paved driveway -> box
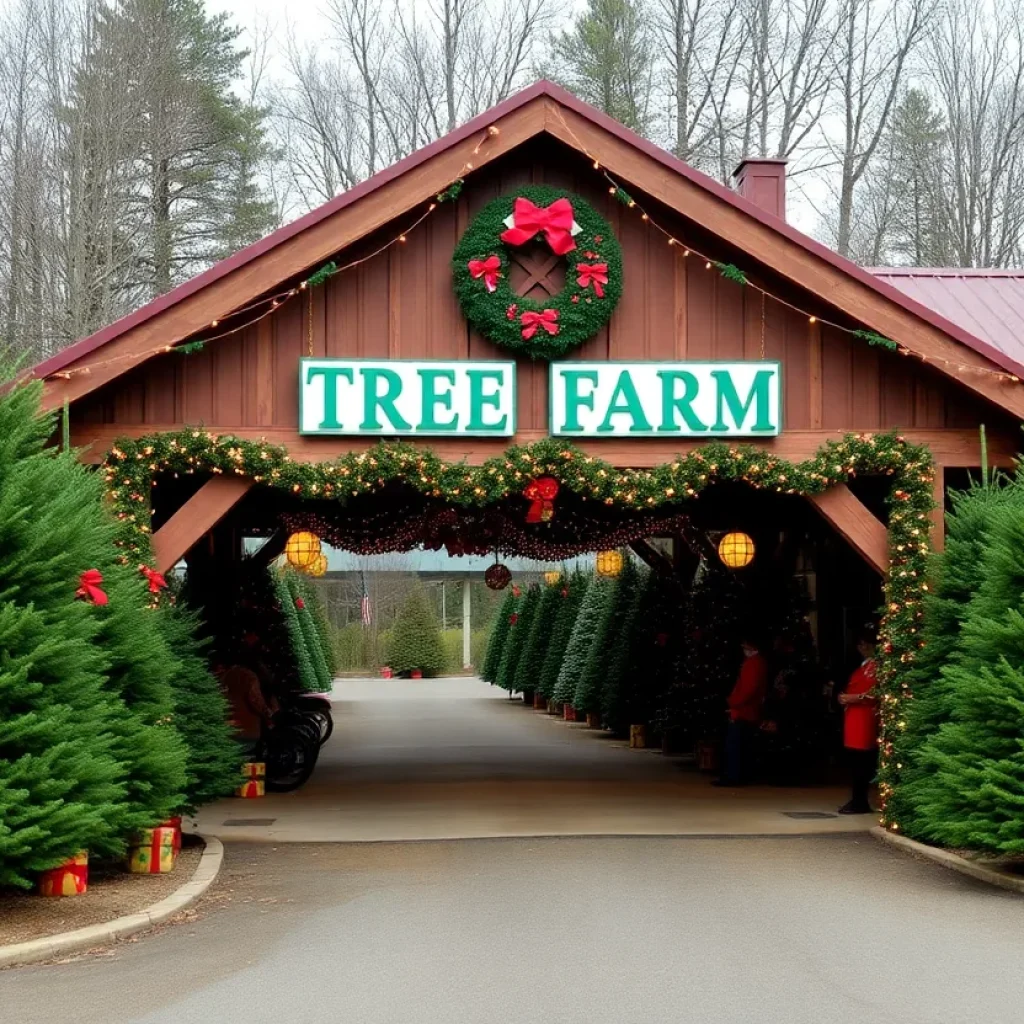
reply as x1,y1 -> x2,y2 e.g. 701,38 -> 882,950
3,836 -> 1023,1024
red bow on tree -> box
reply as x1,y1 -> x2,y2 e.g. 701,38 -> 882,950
523,476 -> 560,523
500,197 -> 577,255
76,569 -> 108,606
295,598 -> 306,610
140,565 -> 168,594
520,309 -> 559,339
512,585 -> 522,598
509,613 -> 519,625
468,255 -> 502,292
576,262 -> 608,297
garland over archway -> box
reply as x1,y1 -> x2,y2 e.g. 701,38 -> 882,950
104,430 -> 934,829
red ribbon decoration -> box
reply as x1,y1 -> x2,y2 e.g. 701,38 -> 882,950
468,255 -> 502,292
520,309 -> 559,339
140,565 -> 168,594
500,197 -> 577,255
295,598 -> 306,610
576,262 -> 608,297
76,569 -> 108,606
523,476 -> 560,523
509,613 -> 519,625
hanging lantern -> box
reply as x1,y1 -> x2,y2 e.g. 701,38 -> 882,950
306,553 -> 328,577
285,531 -> 321,568
718,531 -> 755,569
543,570 -> 562,586
485,562 -> 512,590
596,550 -> 624,577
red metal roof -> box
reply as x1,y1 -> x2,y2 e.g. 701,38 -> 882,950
870,268 -> 1024,368
29,79 -> 1024,388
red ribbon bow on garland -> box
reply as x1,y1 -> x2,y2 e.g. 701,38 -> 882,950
520,309 -> 559,339
576,262 -> 608,297
467,255 -> 502,292
76,569 -> 108,606
523,476 -> 560,523
140,565 -> 168,594
500,197 -> 577,255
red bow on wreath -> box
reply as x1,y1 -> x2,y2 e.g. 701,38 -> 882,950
468,255 -> 502,292
500,197 -> 577,255
520,309 -> 559,339
76,569 -> 108,606
140,565 -> 168,594
576,262 -> 608,298
523,476 -> 559,523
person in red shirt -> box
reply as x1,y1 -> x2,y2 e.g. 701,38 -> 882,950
714,636 -> 769,786
837,627 -> 879,814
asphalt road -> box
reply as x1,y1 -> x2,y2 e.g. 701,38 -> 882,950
3,835 -> 1023,1024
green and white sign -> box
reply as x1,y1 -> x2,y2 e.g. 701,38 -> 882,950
300,359 -> 516,436
549,361 -> 781,437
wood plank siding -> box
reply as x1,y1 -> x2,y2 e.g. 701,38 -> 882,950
70,142 -> 1014,466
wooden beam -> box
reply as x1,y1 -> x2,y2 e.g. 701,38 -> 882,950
545,102 -> 1024,420
250,529 -> 287,567
71,424 -> 1019,469
930,467 -> 946,554
628,539 -> 676,576
150,477 -> 254,574
40,101 -> 546,412
808,485 -> 888,575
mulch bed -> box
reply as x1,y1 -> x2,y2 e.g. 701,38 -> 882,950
0,836 -> 202,947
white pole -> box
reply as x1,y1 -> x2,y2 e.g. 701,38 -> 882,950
441,581 -> 446,629
462,579 -> 472,668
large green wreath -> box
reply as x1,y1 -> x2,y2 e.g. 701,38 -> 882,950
451,185 -> 623,359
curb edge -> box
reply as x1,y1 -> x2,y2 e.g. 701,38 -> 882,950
0,836 -> 224,969
871,826 -> 1024,894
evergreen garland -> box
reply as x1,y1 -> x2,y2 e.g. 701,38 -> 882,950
538,571 -> 588,700
481,589 -> 517,682
513,580 -> 561,695
450,185 -> 623,359
105,428 -> 934,827
496,584 -> 541,690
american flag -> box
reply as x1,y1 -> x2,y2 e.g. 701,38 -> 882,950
360,576 -> 372,626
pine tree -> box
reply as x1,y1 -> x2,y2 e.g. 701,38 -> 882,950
297,576 -> 338,677
555,573 -> 612,706
496,584 -> 541,691
389,585 -> 446,677
286,572 -> 332,691
158,603 -> 242,812
573,567 -> 626,715
514,580 -> 561,696
898,495 -> 1024,853
601,562 -> 649,732
0,385 -> 131,886
274,570 -> 319,691
481,588 -> 517,682
539,571 -> 588,700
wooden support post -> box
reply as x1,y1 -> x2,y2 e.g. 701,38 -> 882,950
930,467 -> 945,554
629,538 -> 676,576
150,476 -> 254,574
251,529 -> 287,568
808,484 -> 888,576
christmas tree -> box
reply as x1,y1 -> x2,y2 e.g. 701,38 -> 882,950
513,578 -> 561,696
157,602 -> 243,812
274,569 -> 320,690
496,584 -> 541,691
388,584 -> 447,677
601,562 -> 650,733
538,571 -> 588,700
286,571 -> 332,691
295,574 -> 338,677
574,558 -> 639,717
555,573 -> 613,707
898,495 -> 1024,853
481,588 -> 517,682
0,383 -> 131,886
